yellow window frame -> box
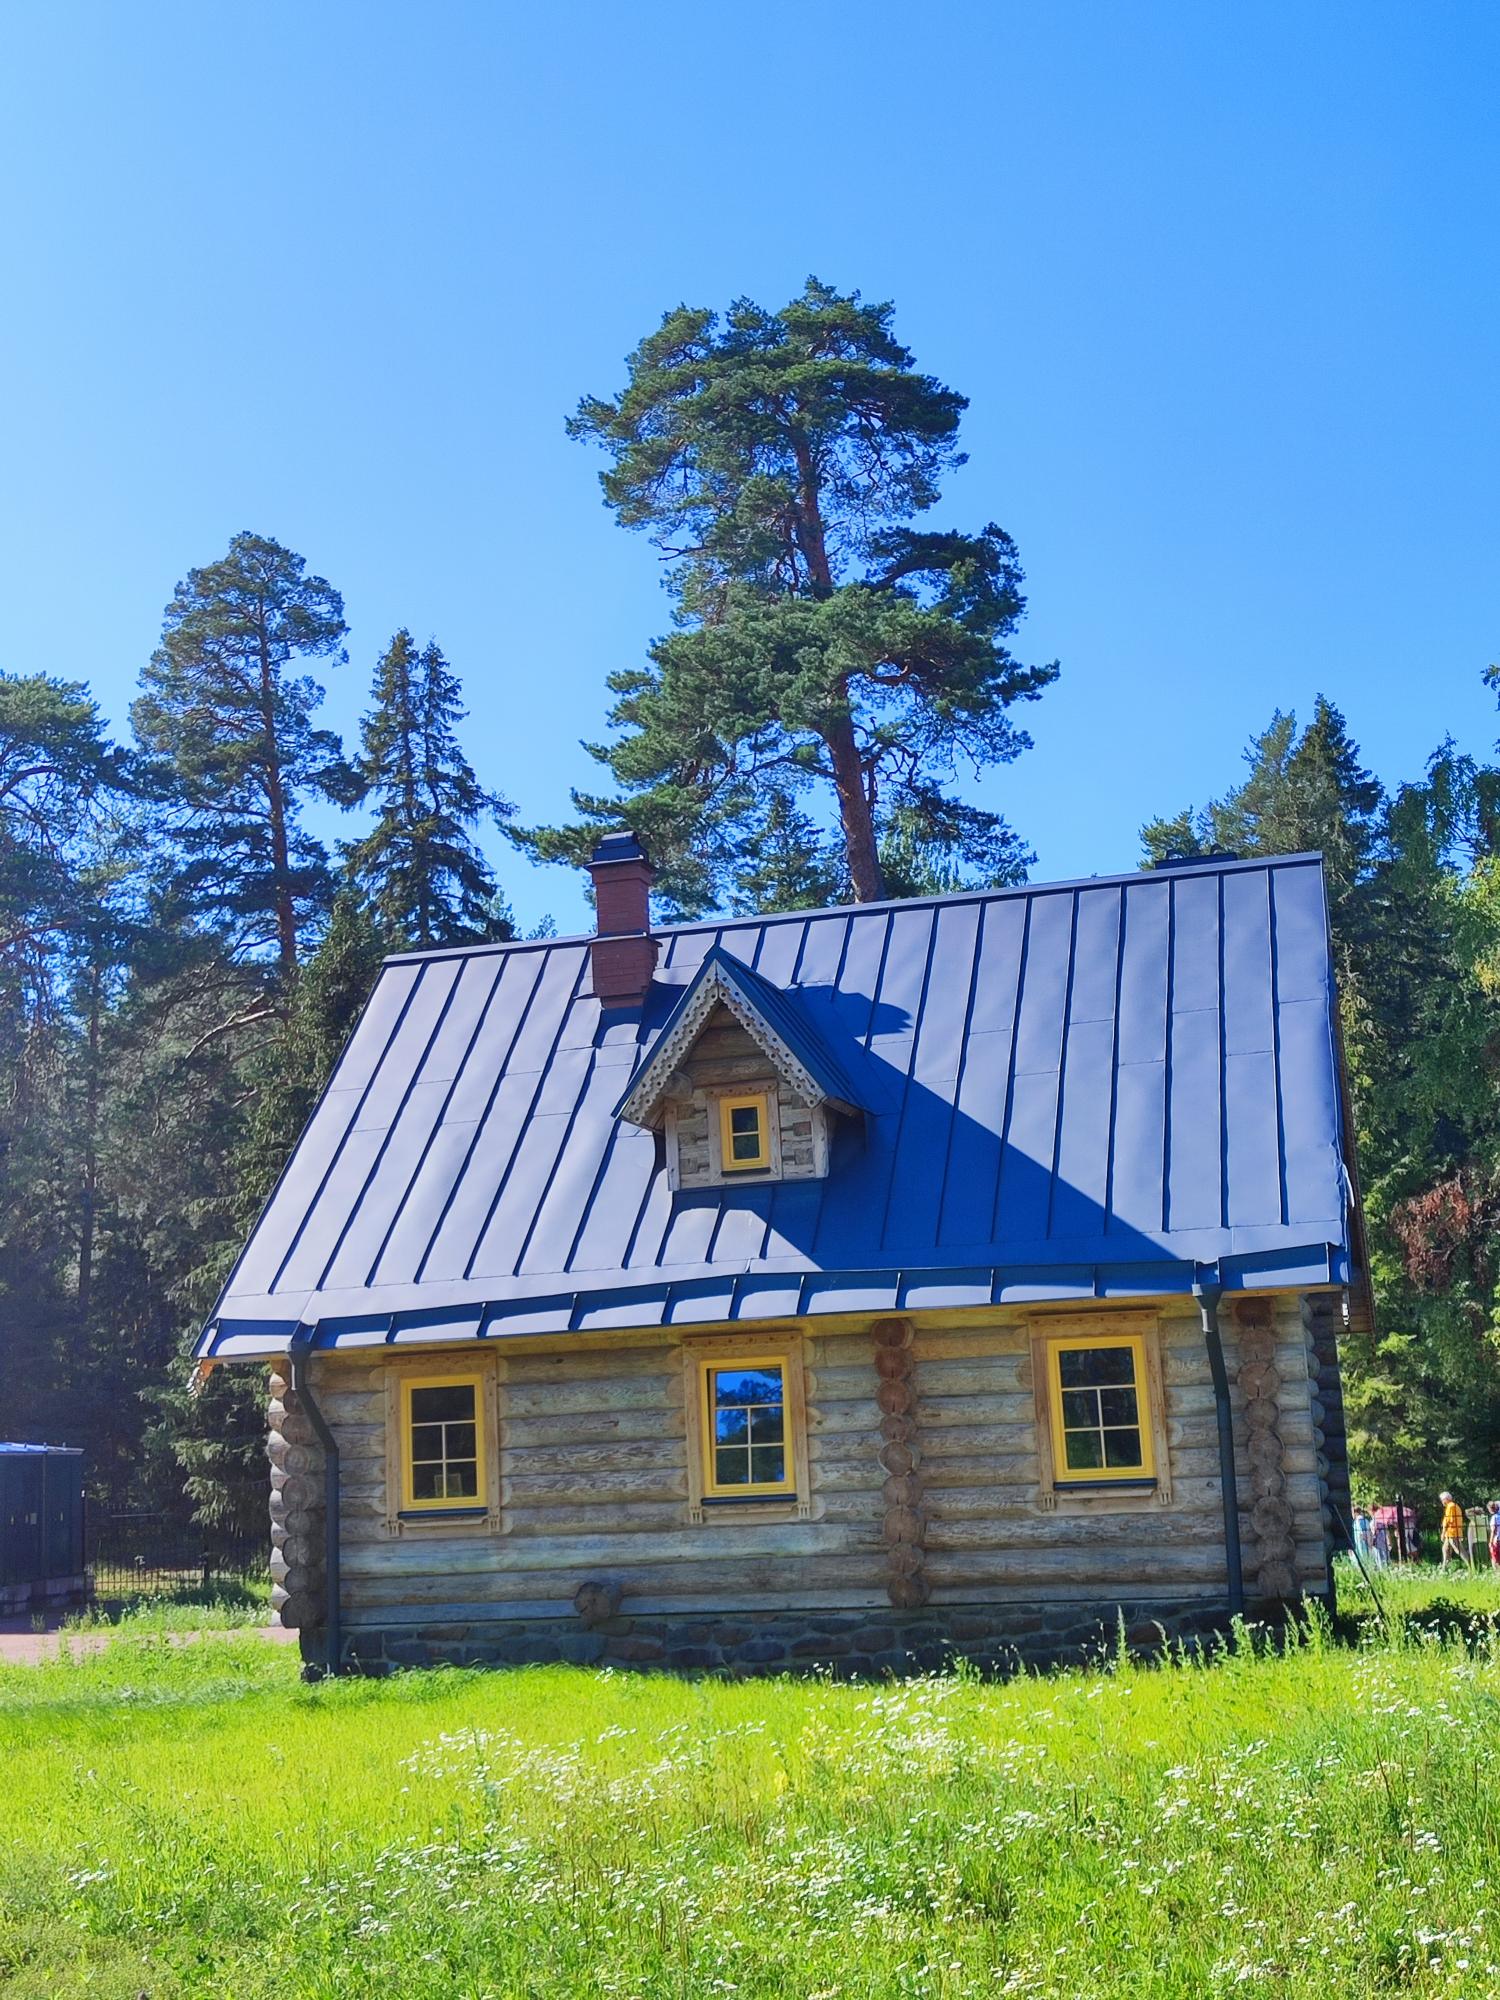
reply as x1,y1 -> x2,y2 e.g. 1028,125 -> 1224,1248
718,1091 -> 771,1172
1046,1331 -> 1155,1483
698,1353 -> 796,1498
399,1371 -> 488,1513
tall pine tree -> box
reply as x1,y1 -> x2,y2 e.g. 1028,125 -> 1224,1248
131,532 -> 354,982
521,279 -> 1057,914
344,630 -> 513,948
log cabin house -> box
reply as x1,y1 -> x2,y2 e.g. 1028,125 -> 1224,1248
196,837 -> 1365,1676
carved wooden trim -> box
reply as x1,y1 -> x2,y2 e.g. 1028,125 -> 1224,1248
618,967 -> 828,1129
1027,1311 -> 1172,1511
680,1331 -> 810,1525
380,1349 -> 504,1538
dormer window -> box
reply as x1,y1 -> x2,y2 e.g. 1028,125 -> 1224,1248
612,944 -> 866,1193
719,1092 -> 771,1172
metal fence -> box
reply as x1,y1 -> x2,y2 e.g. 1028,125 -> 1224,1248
86,1509 -> 268,1602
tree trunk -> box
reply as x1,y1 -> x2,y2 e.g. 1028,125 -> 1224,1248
789,427 -> 883,899
77,960 -> 101,1317
258,621 -> 299,981
826,712 -> 885,902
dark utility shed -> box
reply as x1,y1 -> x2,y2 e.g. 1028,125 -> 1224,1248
0,1444 -> 86,1615
198,844 -> 1363,1676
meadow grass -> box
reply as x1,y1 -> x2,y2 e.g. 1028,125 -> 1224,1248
4,1591 -> 1500,1998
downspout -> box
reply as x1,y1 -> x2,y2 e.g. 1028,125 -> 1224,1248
1194,1280 -> 1245,1618
288,1335 -> 342,1676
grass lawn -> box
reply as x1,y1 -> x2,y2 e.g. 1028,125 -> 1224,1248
4,1573 -> 1500,1998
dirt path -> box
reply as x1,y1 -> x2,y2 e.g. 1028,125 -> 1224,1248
0,1617 -> 298,1664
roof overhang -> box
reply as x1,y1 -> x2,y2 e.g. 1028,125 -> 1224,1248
198,1243 -> 1353,1360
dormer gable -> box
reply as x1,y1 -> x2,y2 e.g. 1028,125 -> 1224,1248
614,947 -> 864,1190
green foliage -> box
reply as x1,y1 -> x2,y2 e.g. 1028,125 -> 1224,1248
520,279 -> 1057,914
1145,698 -> 1500,1502
131,531 -> 354,978
2,536 -> 515,1534
7,1637 -> 1500,1995
344,630 -> 513,948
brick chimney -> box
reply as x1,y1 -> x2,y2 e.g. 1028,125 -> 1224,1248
588,831 -> 658,1008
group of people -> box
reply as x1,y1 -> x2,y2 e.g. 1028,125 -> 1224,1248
1351,1491 -> 1500,1569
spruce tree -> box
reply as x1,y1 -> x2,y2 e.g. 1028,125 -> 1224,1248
131,532 -> 353,981
520,279 -> 1057,914
344,631 -> 513,948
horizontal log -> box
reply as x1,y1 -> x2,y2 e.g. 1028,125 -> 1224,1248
917,1424 -> 1035,1460
502,1408 -> 680,1450
506,1464 -> 688,1505
915,1391 -> 1036,1430
502,1377 -> 682,1418
908,1358 -> 1028,1397
925,1509 -> 1227,1552
923,1546 -> 1231,1588
503,1346 -> 678,1385
343,1584 -> 895,1627
341,1518 -> 881,1577
907,1330 -> 1026,1362
506,1501 -> 686,1536
343,1552 -> 891,1609
920,1453 -> 1037,1488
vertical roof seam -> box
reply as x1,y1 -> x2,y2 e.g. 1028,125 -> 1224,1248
932,898 -> 988,1248
989,894 -> 1034,1242
314,961 -> 468,1293
1101,883 -> 1129,1237
1162,879 -> 1177,1234
1217,870 -> 1230,1232
1044,891 -> 1084,1236
412,948 -> 553,1284
461,949 -> 592,1280
266,960 -> 425,1297
1268,869 -> 1290,1228
362,955 -> 507,1288
876,903 -> 944,1248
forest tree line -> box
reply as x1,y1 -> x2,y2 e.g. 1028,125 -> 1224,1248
3,280 -> 1497,1530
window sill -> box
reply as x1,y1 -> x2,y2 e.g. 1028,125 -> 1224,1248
690,1495 -> 809,1524
1054,1477 -> 1157,1493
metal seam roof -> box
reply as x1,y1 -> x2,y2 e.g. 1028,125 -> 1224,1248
199,853 -> 1360,1358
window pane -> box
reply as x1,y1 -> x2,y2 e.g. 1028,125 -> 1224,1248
750,1445 -> 786,1486
1097,1388 -> 1138,1428
715,1446 -> 752,1487
1057,1346 -> 1136,1389
409,1424 -> 445,1462
714,1407 -> 750,1446
1064,1430 -> 1104,1470
730,1132 -> 762,1162
411,1461 -> 445,1499
441,1462 -> 479,1498
1060,1389 -> 1098,1430
411,1384 -> 475,1424
1103,1428 -> 1144,1469
730,1105 -> 760,1135
713,1367 -> 783,1408
444,1423 -> 477,1460
749,1405 -> 784,1442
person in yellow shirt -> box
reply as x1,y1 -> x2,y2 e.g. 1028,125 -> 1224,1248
1439,1490 -> 1468,1568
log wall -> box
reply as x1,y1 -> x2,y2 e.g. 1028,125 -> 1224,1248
288,1290 -> 1340,1668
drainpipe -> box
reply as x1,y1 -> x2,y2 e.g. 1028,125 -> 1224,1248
288,1335 -> 342,1676
1194,1280 -> 1245,1617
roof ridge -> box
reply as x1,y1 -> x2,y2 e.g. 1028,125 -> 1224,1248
381,851 -> 1330,968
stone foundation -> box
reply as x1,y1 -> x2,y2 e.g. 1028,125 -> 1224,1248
330,1595 -> 1307,1679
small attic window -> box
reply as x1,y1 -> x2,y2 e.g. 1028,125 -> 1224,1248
719,1092 -> 771,1172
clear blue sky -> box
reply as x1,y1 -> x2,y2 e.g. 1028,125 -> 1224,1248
2,2 -> 1497,934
